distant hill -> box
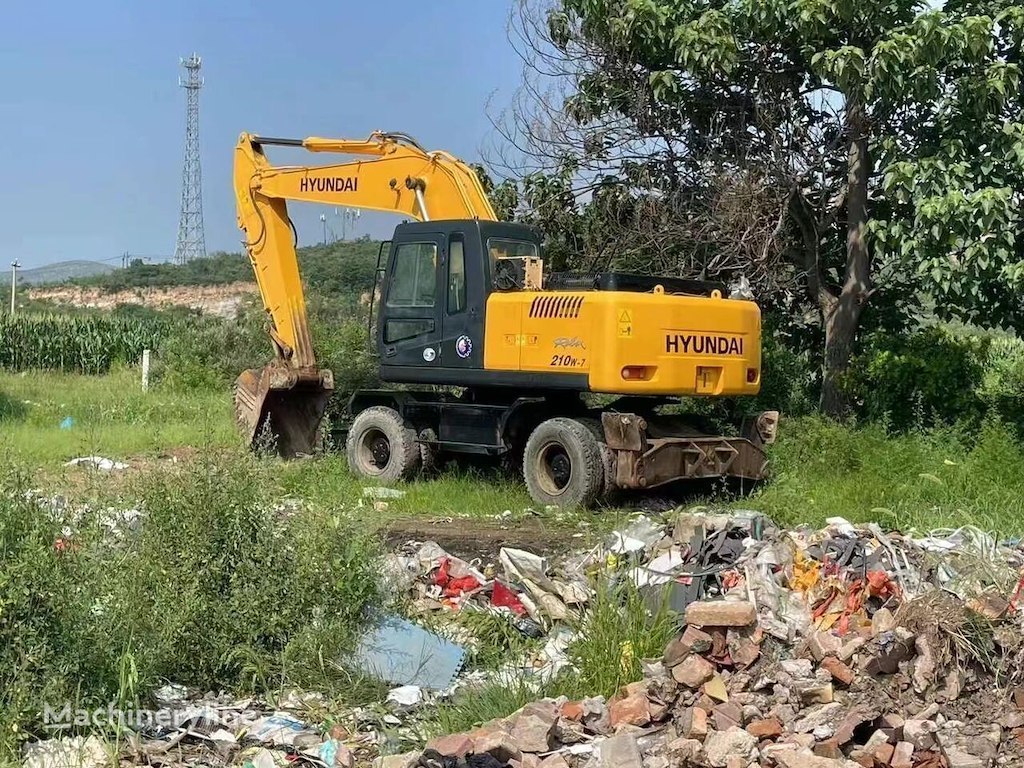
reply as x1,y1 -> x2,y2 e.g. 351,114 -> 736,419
55,239 -> 382,298
19,260 -> 114,285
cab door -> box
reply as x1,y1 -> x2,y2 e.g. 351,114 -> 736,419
440,232 -> 485,370
379,233 -> 444,368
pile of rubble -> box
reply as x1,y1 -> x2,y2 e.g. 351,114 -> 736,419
378,511 -> 1024,768
21,508 -> 1024,768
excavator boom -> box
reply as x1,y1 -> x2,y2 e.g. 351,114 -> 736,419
233,131 -> 496,454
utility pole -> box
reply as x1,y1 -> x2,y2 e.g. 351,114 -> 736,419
10,261 -> 20,315
320,213 -> 327,245
335,207 -> 359,241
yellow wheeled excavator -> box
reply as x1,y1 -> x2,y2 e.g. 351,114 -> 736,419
233,131 -> 778,507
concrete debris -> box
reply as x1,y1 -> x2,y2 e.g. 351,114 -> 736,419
23,736 -> 108,768
385,510 -> 1024,768
24,509 -> 1024,768
703,726 -> 756,767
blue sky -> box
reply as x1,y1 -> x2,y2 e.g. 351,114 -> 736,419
1,1 -> 524,268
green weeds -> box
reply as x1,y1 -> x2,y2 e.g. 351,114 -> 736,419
744,416 -> 1024,535
0,456 -> 384,761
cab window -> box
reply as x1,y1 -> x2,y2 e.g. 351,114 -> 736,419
487,238 -> 538,267
387,242 -> 436,308
447,235 -> 466,314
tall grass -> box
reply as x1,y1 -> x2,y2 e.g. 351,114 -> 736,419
428,580 -> 676,736
0,456 -> 385,761
748,416 -> 1024,534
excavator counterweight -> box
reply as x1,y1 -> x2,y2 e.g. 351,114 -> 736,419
232,131 -> 777,507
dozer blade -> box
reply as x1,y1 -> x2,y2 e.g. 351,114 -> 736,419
233,365 -> 335,458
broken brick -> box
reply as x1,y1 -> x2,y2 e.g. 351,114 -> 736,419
678,706 -> 709,740
797,681 -> 834,705
609,691 -> 650,729
746,717 -> 783,739
425,733 -> 474,757
727,628 -> 761,669
713,702 -> 743,731
663,635 -> 691,667
820,655 -> 855,687
473,729 -> 522,763
508,702 -> 557,754
891,742 -> 914,768
708,627 -> 729,659
808,630 -> 842,661
681,625 -> 714,654
672,654 -> 715,688
560,701 -> 583,722
813,739 -> 844,760
685,600 -> 756,628
872,742 -> 895,765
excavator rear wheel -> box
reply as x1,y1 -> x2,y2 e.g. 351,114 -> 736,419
346,406 -> 421,484
577,417 -> 616,502
523,417 -> 604,509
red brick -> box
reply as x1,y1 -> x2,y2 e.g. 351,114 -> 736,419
820,655 -> 856,686
672,654 -> 715,688
609,692 -> 650,729
560,701 -> 584,722
425,733 -> 474,757
746,718 -> 783,739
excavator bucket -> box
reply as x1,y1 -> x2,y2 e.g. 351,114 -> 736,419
234,365 -> 335,457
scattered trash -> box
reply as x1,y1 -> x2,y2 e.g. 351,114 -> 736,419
65,456 -> 128,471
23,735 -> 107,768
386,685 -> 424,709
21,508 -> 1024,768
247,712 -> 316,747
390,509 -> 1024,768
59,416 -> 74,430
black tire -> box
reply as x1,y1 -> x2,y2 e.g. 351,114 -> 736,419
523,417 -> 604,508
578,417 -> 616,501
346,406 -> 421,483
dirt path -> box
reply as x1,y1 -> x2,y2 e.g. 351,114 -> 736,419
383,515 -> 591,562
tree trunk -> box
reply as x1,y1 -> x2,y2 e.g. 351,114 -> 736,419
820,100 -> 872,418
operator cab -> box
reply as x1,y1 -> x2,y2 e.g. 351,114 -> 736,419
374,219 -> 542,385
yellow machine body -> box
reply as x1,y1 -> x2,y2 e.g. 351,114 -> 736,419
483,290 -> 761,396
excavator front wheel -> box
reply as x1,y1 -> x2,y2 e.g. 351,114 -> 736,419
346,406 -> 422,484
523,417 -> 604,509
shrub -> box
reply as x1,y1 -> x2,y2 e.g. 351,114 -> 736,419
978,336 -> 1024,433
846,327 -> 986,431
0,457 -> 384,757
155,307 -> 268,390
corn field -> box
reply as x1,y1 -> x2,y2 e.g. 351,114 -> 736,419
0,314 -> 166,374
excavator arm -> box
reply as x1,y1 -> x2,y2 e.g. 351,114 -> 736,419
233,131 -> 497,455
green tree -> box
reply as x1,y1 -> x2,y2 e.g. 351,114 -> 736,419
498,0 -> 1024,416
